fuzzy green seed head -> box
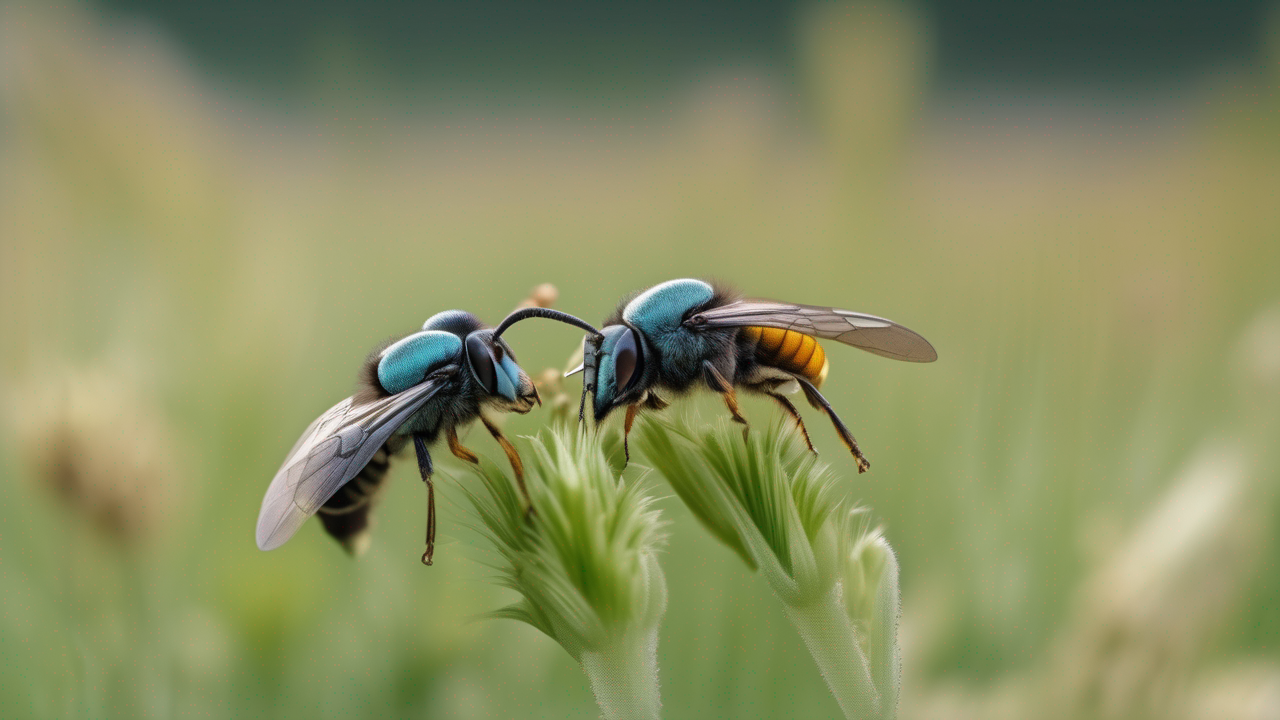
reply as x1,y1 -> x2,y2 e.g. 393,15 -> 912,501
464,428 -> 667,659
636,414 -> 845,605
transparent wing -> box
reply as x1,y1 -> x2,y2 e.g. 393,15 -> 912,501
691,300 -> 938,363
255,377 -> 446,551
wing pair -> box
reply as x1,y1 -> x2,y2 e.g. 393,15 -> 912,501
689,300 -> 937,363
255,376 -> 446,551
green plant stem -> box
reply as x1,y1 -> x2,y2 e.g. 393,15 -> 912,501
868,547 -> 901,719
783,587 -> 879,720
579,629 -> 663,720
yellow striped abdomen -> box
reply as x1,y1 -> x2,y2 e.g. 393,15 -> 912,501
741,326 -> 830,387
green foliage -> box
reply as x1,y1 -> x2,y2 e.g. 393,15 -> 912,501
463,429 -> 667,657
3,3 -> 1278,718
843,518 -> 902,718
637,415 -> 901,718
462,429 -> 667,719
638,417 -> 847,602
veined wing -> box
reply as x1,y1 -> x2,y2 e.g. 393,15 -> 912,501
255,377 -> 446,551
690,300 -> 937,363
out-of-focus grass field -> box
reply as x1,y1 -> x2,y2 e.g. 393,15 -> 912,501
2,3 -> 1279,719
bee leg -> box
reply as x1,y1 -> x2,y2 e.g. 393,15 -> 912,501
413,434 -> 437,566
796,377 -> 870,473
703,360 -> 749,441
480,415 -> 529,506
766,391 -> 816,454
623,403 -> 641,463
645,393 -> 670,411
447,425 -> 480,464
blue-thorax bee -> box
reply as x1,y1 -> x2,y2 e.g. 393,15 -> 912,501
568,278 -> 937,471
256,307 -> 600,564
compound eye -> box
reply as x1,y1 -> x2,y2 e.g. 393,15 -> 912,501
466,334 -> 498,394
614,327 -> 643,392
494,340 -> 515,364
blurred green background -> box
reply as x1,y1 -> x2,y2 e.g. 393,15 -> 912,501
2,1 -> 1279,718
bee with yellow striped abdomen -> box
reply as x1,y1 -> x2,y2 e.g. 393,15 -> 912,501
568,279 -> 937,472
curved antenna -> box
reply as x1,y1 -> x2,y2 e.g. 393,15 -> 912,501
493,307 -> 602,338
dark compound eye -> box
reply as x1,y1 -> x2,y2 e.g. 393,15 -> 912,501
614,327 -> 643,392
466,334 -> 498,394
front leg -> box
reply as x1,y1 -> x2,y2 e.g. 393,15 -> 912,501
623,403 -> 640,463
480,415 -> 528,503
447,425 -> 479,464
413,433 -> 437,566
703,359 -> 749,440
622,392 -> 667,461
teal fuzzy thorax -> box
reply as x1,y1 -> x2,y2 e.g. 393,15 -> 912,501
377,330 -> 462,395
623,278 -> 714,337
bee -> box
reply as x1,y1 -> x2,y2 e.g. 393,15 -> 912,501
569,278 -> 937,471
255,307 -> 600,564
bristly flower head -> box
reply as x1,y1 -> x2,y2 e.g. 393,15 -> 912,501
462,429 -> 667,719
842,512 -> 902,719
636,415 -> 846,605
636,414 -> 900,719
463,428 -> 667,657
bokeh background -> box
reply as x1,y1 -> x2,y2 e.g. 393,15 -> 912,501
3,1 -> 1279,718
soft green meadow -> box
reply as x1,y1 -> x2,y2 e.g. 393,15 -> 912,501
2,3 -> 1278,719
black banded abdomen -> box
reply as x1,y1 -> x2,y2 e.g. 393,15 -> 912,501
317,435 -> 406,554
741,326 -> 830,387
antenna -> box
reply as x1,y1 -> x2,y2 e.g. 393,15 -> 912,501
493,308 -> 602,339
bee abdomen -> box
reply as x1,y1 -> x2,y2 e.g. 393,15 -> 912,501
317,436 -> 406,554
741,326 -> 830,387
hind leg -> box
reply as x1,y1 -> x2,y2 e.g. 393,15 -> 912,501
797,377 -> 870,473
